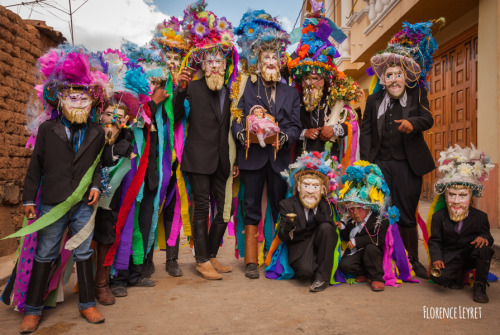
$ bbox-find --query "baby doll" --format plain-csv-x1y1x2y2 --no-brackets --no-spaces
247,105,280,147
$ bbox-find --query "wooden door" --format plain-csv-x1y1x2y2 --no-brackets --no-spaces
421,26,478,200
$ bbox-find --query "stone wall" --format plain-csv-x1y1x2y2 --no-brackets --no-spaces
0,6,65,256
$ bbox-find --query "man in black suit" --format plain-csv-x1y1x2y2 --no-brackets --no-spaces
428,145,495,303
20,80,106,333
360,56,434,279
277,165,338,292
232,48,301,279
173,50,236,280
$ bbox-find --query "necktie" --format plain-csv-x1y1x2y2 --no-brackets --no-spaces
307,209,315,227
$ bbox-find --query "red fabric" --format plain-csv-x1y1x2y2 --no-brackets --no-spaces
104,104,152,266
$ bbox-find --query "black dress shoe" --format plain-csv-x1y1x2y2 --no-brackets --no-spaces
245,263,259,279
472,281,489,303
166,260,183,277
129,276,155,287
110,284,128,297
310,280,328,292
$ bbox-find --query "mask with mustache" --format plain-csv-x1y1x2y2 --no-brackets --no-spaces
259,50,280,83
202,53,226,91
298,175,325,209
445,186,472,222
383,65,406,99
303,83,324,112
59,91,93,124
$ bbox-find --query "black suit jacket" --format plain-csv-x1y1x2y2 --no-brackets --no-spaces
23,116,105,205
173,79,231,177
360,86,435,176
339,213,389,252
232,77,301,173
277,196,334,244
428,207,494,264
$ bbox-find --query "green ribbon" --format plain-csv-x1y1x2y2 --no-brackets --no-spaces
2,149,103,239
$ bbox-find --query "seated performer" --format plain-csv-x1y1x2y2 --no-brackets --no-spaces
277,151,339,292
337,161,394,291
428,145,495,303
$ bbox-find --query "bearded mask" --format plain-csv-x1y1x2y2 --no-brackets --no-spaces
202,53,226,91
59,88,94,124
302,75,325,112
259,50,280,83
165,51,182,78
298,175,326,209
383,65,406,99
100,104,129,145
445,186,472,222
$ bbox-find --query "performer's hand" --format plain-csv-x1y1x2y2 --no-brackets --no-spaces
304,128,320,140
151,88,169,105
24,205,36,220
346,241,355,250
88,189,100,206
432,260,445,269
319,126,333,141
334,221,342,228
177,68,194,89
471,236,489,248
395,119,413,133
233,165,239,178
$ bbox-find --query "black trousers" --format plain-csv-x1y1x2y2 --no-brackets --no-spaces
186,161,228,262
111,180,157,286
432,245,494,287
93,207,117,245
376,159,422,228
340,244,385,282
287,223,337,282
240,161,288,226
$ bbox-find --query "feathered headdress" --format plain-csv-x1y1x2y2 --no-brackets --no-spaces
234,9,290,75
121,41,169,83
180,0,238,87
281,151,341,202
369,18,444,89
434,144,494,197
288,0,347,82
154,17,190,56
99,49,151,119
338,161,399,223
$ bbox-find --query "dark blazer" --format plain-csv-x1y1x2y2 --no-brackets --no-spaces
339,214,389,252
23,116,105,205
173,79,231,177
428,207,494,264
277,196,334,244
232,77,301,173
295,102,347,158
360,86,435,176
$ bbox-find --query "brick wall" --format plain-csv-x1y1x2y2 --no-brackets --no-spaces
0,6,65,256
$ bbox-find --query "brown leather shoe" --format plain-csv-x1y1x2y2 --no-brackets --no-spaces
196,261,222,280
95,282,116,305
80,306,105,324
19,315,41,334
210,258,232,273
355,276,367,283
371,281,385,292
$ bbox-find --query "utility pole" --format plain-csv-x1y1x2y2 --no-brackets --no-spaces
69,0,74,44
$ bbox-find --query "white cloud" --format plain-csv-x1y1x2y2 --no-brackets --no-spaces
280,16,293,33
3,0,167,51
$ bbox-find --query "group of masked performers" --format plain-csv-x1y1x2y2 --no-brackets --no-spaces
0,1,495,334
